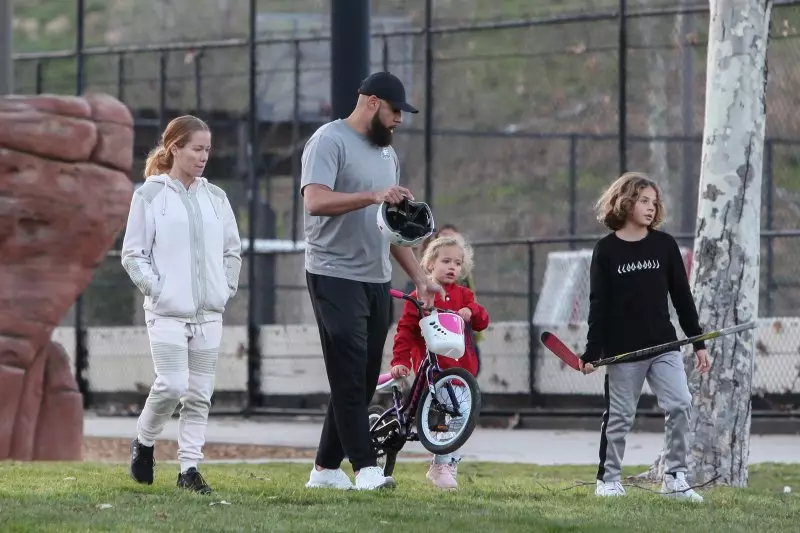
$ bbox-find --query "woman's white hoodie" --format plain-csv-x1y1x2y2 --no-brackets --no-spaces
121,174,242,323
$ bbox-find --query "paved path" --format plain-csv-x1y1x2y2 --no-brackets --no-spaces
84,414,800,465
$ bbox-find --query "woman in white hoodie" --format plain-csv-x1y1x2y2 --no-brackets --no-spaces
121,115,242,494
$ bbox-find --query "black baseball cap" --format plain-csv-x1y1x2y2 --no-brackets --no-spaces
358,71,419,114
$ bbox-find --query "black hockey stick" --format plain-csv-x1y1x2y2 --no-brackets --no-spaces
591,321,757,367
542,321,757,370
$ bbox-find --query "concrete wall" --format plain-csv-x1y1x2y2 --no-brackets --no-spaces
52,317,800,397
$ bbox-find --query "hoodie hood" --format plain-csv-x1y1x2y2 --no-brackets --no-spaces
146,174,218,219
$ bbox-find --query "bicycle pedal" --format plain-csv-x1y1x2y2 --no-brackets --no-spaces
373,418,400,437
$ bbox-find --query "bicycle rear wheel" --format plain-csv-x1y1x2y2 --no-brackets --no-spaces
370,404,403,472
415,367,481,455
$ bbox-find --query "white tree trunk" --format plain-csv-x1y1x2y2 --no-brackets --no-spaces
638,0,771,487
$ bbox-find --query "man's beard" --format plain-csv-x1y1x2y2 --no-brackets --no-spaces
365,110,393,147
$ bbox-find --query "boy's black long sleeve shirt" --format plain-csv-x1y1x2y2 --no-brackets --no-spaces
583,229,706,363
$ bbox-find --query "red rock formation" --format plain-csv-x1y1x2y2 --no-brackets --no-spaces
0,93,134,461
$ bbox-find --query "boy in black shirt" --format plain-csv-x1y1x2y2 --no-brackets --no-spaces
580,172,710,502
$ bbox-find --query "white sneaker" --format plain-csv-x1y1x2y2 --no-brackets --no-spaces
355,466,396,490
662,472,704,502
595,480,626,497
305,467,355,490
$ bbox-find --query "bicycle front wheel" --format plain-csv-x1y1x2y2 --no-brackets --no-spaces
415,367,481,455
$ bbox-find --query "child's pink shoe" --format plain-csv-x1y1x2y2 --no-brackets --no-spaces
426,463,458,489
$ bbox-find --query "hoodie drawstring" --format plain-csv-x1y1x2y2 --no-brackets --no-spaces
161,179,168,215
189,322,207,341
160,177,220,220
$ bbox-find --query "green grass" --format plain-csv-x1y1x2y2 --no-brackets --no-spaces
1,462,799,532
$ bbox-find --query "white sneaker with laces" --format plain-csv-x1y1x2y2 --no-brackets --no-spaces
305,467,355,490
595,480,626,497
355,466,396,490
662,472,704,502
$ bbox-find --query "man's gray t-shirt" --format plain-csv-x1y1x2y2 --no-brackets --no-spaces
301,119,400,283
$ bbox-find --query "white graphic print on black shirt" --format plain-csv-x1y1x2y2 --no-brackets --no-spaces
583,230,705,362
617,259,661,274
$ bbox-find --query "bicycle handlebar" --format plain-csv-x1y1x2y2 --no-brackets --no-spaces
388,288,405,299
389,288,452,318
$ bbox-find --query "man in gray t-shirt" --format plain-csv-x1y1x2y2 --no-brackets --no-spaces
302,118,397,283
300,72,442,491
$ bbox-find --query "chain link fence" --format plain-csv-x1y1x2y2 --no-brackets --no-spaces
45,232,800,413
10,0,800,413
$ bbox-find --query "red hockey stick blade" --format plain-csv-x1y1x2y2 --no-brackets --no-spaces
540,331,581,371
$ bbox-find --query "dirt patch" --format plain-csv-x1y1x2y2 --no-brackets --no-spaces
82,437,318,463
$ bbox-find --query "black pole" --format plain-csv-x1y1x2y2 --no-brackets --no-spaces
116,53,125,102
680,7,695,233
527,244,537,405
423,0,434,207
0,0,11,95
158,52,167,131
568,134,577,248
291,40,301,243
194,52,203,113
330,0,369,119
617,0,627,176
35,61,43,94
246,0,261,412
74,0,90,408
765,140,774,317
382,36,389,71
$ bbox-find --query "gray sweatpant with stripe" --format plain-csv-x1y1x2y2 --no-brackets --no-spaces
136,318,222,473
597,350,692,482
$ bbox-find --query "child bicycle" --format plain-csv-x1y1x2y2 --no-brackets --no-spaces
368,288,482,476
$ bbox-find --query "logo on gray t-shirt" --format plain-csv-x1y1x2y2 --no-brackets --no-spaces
300,119,400,283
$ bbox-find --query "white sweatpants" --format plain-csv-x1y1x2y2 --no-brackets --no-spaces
136,318,223,473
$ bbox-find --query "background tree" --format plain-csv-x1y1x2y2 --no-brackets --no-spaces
640,0,772,487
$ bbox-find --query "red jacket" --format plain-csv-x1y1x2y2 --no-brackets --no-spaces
391,283,490,377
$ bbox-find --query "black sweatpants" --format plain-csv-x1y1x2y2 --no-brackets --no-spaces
306,272,391,472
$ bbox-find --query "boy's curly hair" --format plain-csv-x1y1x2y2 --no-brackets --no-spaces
595,172,666,231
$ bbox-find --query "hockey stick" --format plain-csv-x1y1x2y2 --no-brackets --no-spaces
541,321,757,371
539,331,582,370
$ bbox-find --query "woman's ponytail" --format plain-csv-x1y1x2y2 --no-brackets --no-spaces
143,145,172,177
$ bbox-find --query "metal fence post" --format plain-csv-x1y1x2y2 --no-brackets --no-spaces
74,0,90,408
423,0,434,208
568,134,577,247
158,52,167,130
765,139,775,316
527,243,537,405
34,61,43,94
617,0,628,176
0,0,12,95
382,35,389,71
679,4,696,234
116,53,125,102
194,51,203,113
291,40,301,243
246,0,262,412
